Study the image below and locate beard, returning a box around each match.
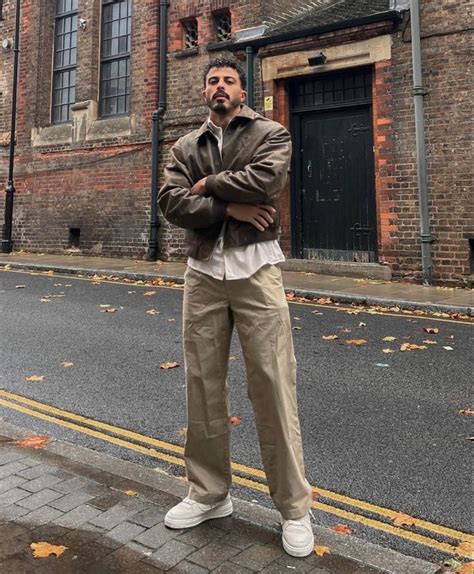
[207,93,240,115]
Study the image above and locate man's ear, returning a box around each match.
[241,90,248,103]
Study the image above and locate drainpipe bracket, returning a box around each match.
[413,85,428,96]
[420,233,435,243]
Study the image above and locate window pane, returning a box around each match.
[100,0,131,116]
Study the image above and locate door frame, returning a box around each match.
[289,67,377,260]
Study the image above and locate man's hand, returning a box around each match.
[190,177,207,196]
[226,203,276,232]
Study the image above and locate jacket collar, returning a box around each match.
[195,105,258,141]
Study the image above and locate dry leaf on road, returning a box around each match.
[456,542,474,557]
[31,541,67,559]
[316,297,333,304]
[331,524,353,535]
[144,291,157,296]
[346,339,367,346]
[101,308,118,313]
[146,309,160,315]
[14,435,49,449]
[458,562,474,574]
[160,361,180,370]
[314,545,330,557]
[383,336,396,342]
[124,490,137,497]
[383,349,396,354]
[459,409,474,416]
[424,327,439,334]
[400,343,427,352]
[60,361,74,368]
[230,416,241,426]
[25,375,44,382]
[322,335,339,340]
[393,512,416,527]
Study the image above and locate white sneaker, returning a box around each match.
[164,494,233,529]
[281,513,314,557]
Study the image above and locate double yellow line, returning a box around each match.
[0,389,472,559]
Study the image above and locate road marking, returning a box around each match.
[1,268,472,325]
[0,390,472,557]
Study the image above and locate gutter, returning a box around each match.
[147,0,168,261]
[227,10,402,51]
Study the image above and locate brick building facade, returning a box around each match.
[0,0,472,284]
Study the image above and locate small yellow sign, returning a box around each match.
[264,96,274,111]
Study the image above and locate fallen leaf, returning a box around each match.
[314,545,330,557]
[31,541,67,559]
[230,416,241,426]
[293,317,301,321]
[15,285,26,289]
[146,309,160,315]
[459,409,474,416]
[292,326,302,330]
[228,356,237,362]
[177,427,187,438]
[101,308,118,313]
[2,264,12,270]
[383,336,396,342]
[160,361,180,369]
[446,335,455,340]
[312,491,321,500]
[456,542,474,557]
[322,335,339,340]
[443,346,454,351]
[331,524,353,535]
[99,304,110,308]
[143,291,157,296]
[400,343,427,352]
[358,322,367,327]
[286,291,296,300]
[423,340,437,345]
[383,349,396,354]
[14,435,49,449]
[316,297,333,305]
[458,562,474,574]
[311,310,323,315]
[25,375,45,382]
[346,339,367,346]
[376,363,390,368]
[60,361,74,368]
[40,298,51,303]
[168,318,175,322]
[340,328,352,333]
[393,512,416,527]
[424,327,439,334]
[124,490,137,497]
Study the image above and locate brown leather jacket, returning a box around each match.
[158,105,292,260]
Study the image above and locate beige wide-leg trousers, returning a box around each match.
[183,264,312,520]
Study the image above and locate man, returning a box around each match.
[158,57,313,558]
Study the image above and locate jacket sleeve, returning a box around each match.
[158,142,227,230]
[205,124,292,204]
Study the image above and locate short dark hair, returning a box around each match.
[202,58,247,90]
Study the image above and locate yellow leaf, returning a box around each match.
[423,340,437,345]
[393,512,416,527]
[14,435,49,449]
[314,545,330,557]
[31,541,67,559]
[228,356,237,362]
[143,291,157,296]
[400,343,427,352]
[124,490,137,497]
[458,562,474,574]
[383,336,396,342]
[146,309,160,315]
[322,335,339,340]
[160,361,180,370]
[316,297,332,305]
[60,361,74,368]
[2,264,12,270]
[383,349,395,354]
[346,339,367,346]
[25,375,44,382]
[99,304,110,308]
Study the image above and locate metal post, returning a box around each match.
[410,0,433,284]
[2,0,21,253]
[245,46,254,109]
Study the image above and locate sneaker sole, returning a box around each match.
[282,536,314,558]
[164,499,233,529]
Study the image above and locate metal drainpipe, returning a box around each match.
[147,0,168,261]
[409,0,433,284]
[2,0,21,253]
[245,46,255,109]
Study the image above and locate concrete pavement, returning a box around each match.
[0,252,472,315]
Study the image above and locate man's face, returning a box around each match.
[203,67,247,115]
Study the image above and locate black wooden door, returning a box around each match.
[290,69,377,262]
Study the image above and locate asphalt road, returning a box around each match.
[0,268,472,566]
